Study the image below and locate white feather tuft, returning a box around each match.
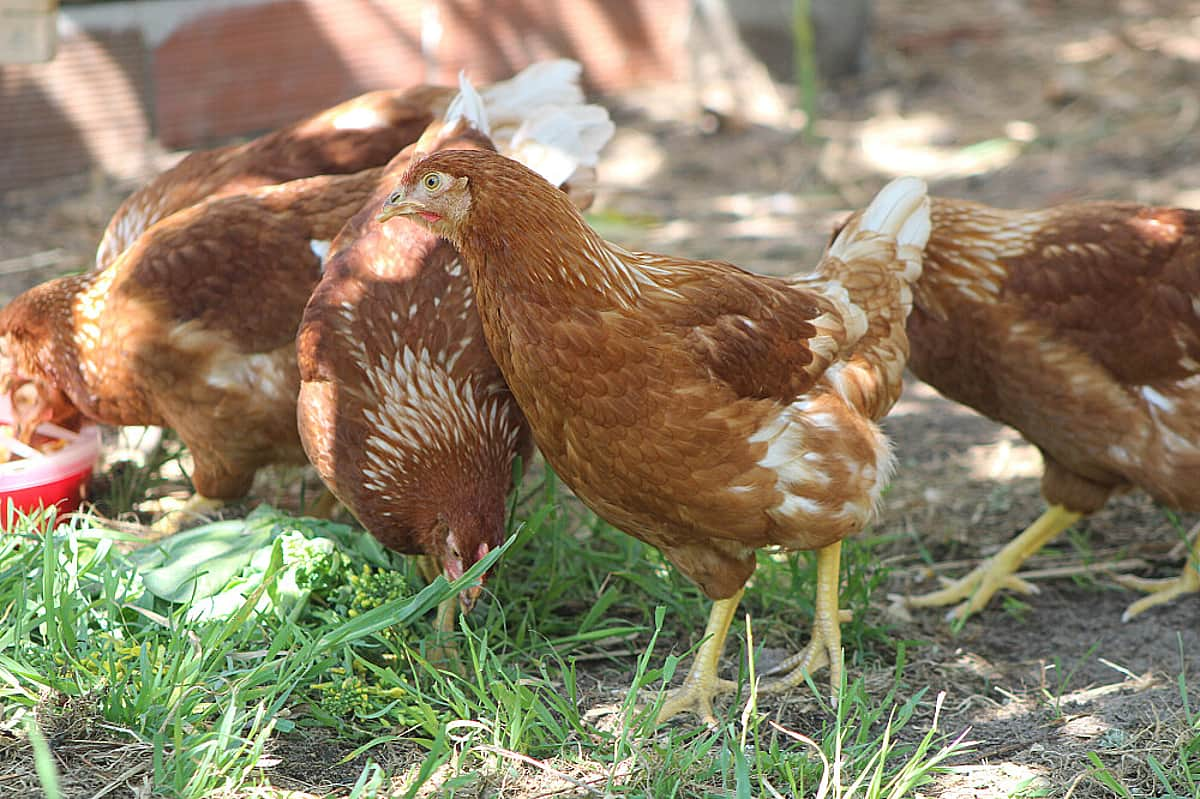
[309,239,332,269]
[504,105,615,188]
[857,177,930,241]
[444,71,491,136]
[481,60,584,125]
[828,177,931,264]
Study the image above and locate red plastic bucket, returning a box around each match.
[0,397,100,526]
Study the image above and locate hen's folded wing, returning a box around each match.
[126,170,380,356]
[649,263,859,403]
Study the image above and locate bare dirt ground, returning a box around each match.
[2,0,1198,796]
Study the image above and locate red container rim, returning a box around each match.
[0,397,101,493]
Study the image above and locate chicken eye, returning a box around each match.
[422,173,442,192]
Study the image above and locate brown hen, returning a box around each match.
[378,151,930,724]
[902,198,1200,622]
[0,169,379,530]
[297,72,613,633]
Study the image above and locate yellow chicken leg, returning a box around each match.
[1114,523,1200,622]
[305,488,341,519]
[655,590,743,726]
[417,555,462,671]
[150,494,227,537]
[758,542,844,704]
[907,504,1082,621]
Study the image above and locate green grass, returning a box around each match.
[0,476,975,798]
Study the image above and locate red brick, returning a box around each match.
[2,0,688,187]
[431,0,687,92]
[154,0,687,149]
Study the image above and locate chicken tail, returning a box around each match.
[503,104,615,190]
[444,71,491,135]
[799,177,931,419]
[809,177,930,331]
[827,177,931,286]
[480,60,585,125]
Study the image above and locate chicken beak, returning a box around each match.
[458,583,483,613]
[377,193,424,223]
[13,418,39,446]
[443,560,484,613]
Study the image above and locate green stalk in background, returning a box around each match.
[794,0,820,137]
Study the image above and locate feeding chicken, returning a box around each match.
[377,151,930,724]
[899,198,1200,623]
[297,71,613,637]
[96,61,588,269]
[0,168,380,531]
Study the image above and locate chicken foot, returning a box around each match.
[655,589,743,726]
[1113,521,1200,622]
[305,488,341,519]
[757,542,844,705]
[149,494,227,537]
[417,555,463,672]
[906,504,1082,621]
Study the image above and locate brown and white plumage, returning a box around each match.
[296,142,524,599]
[379,150,929,723]
[904,198,1200,621]
[0,169,379,528]
[298,73,613,615]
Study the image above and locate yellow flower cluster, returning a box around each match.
[313,674,374,717]
[48,632,170,691]
[312,663,409,720]
[344,564,411,617]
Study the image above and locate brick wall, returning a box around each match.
[1,0,688,189]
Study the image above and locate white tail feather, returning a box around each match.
[481,60,584,125]
[828,177,930,283]
[504,105,615,188]
[854,177,931,247]
[444,71,491,135]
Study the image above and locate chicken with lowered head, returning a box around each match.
[0,62,603,534]
[0,168,378,530]
[901,197,1200,623]
[297,73,613,632]
[378,151,929,724]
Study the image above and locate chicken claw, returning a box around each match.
[906,504,1081,621]
[305,489,341,519]
[655,592,743,726]
[150,494,227,537]
[417,555,463,672]
[1114,525,1200,622]
[758,543,844,704]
